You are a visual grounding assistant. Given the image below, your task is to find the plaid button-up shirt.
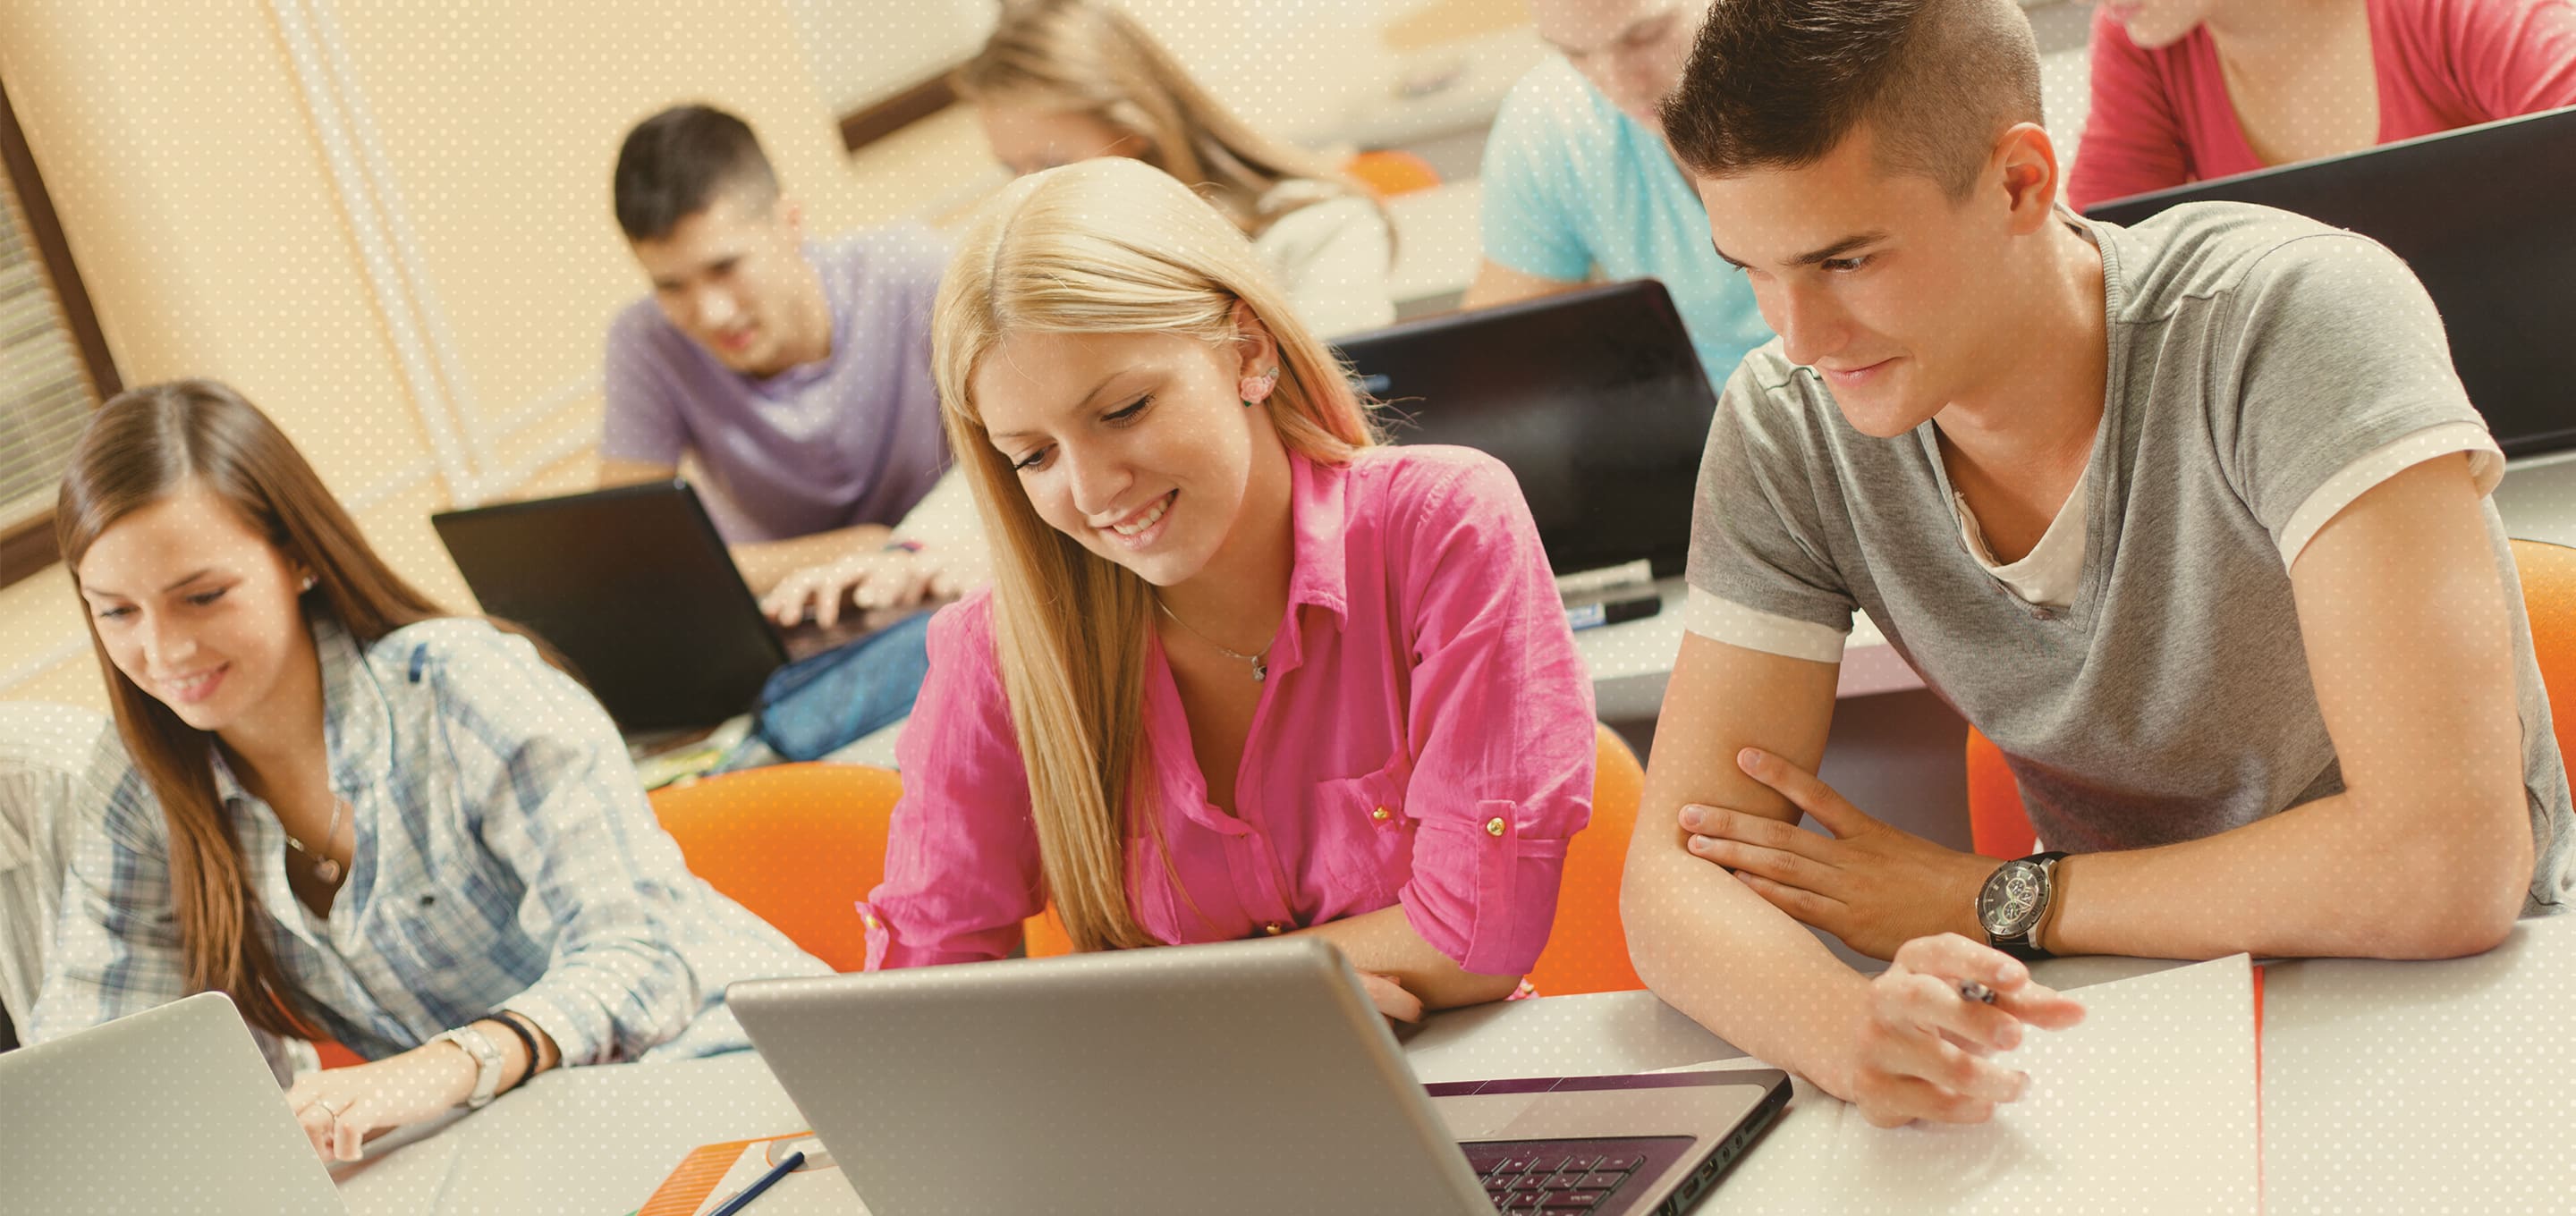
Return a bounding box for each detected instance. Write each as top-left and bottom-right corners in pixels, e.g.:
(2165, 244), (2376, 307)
(31, 616), (825, 1067)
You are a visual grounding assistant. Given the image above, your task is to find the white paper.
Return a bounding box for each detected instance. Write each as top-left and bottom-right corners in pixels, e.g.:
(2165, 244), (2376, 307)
(1670, 956), (2260, 1215)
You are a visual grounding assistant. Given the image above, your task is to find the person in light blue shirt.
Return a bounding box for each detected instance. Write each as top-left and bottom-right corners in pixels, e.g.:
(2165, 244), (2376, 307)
(1469, 0), (1773, 388)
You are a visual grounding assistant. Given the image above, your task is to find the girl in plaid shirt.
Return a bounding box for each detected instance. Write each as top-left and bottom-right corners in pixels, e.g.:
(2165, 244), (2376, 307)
(33, 380), (826, 1161)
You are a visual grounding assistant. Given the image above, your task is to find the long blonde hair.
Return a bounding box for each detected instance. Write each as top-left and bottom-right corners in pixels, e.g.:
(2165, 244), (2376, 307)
(934, 157), (1379, 951)
(957, 0), (1369, 238)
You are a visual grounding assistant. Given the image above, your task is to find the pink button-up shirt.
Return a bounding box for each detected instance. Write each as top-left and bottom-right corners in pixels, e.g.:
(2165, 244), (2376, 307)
(859, 444), (1596, 976)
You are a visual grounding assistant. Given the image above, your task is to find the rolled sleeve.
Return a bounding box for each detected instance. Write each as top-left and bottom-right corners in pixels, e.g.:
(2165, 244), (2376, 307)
(2216, 232), (2487, 547)
(434, 631), (702, 1064)
(859, 597), (1046, 969)
(1683, 357), (1861, 638)
(1387, 452), (1595, 975)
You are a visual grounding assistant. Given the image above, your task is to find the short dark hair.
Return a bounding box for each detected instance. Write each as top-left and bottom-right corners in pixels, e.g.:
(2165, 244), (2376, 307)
(612, 104), (781, 241)
(1661, 0), (2045, 199)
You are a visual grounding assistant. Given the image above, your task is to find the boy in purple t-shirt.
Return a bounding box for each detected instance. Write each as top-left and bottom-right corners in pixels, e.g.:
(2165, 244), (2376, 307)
(605, 105), (966, 617)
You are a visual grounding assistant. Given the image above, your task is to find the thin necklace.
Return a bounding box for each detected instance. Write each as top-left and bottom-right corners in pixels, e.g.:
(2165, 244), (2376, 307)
(286, 796), (348, 884)
(1153, 596), (1274, 683)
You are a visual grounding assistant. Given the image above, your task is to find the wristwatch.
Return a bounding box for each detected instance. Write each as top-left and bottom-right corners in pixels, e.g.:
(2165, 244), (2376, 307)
(433, 1024), (507, 1110)
(1978, 851), (2069, 961)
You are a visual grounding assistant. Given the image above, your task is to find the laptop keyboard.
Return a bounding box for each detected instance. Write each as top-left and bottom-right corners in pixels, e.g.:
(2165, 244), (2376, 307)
(1463, 1138), (1675, 1212)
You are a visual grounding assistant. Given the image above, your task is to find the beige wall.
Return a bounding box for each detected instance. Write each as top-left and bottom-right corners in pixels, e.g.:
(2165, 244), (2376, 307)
(0, 0), (996, 709)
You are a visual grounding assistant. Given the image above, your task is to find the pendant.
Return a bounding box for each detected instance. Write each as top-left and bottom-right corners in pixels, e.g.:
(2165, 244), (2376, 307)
(1251, 656), (1267, 683)
(315, 857), (341, 884)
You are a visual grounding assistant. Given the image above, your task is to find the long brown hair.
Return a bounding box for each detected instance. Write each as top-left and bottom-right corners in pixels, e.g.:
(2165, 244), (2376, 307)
(55, 380), (445, 1037)
(933, 159), (1378, 951)
(956, 0), (1376, 239)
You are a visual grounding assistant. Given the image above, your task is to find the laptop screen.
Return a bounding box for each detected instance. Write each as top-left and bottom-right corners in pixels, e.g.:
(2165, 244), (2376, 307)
(2084, 105), (2576, 459)
(432, 481), (785, 732)
(1332, 280), (1718, 579)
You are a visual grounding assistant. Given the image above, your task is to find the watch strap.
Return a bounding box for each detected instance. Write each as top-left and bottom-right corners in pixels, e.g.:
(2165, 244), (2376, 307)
(436, 1024), (506, 1110)
(1988, 851), (2069, 961)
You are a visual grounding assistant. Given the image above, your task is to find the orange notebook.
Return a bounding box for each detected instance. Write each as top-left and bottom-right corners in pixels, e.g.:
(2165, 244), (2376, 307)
(637, 1132), (861, 1215)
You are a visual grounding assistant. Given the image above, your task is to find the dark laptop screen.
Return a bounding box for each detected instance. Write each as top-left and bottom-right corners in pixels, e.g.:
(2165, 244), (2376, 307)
(2084, 105), (2576, 459)
(1332, 280), (1719, 578)
(431, 481), (784, 732)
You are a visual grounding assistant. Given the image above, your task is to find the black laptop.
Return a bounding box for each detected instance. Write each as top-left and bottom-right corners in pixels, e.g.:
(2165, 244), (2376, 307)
(2085, 104), (2576, 459)
(1332, 279), (1721, 581)
(432, 480), (863, 732)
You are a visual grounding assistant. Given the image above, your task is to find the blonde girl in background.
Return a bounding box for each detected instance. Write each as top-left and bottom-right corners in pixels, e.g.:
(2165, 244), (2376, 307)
(958, 0), (1397, 338)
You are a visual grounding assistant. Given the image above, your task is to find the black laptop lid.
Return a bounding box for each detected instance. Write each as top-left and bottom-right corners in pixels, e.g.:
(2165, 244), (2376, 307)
(1332, 279), (1718, 578)
(432, 481), (784, 732)
(2084, 105), (2576, 459)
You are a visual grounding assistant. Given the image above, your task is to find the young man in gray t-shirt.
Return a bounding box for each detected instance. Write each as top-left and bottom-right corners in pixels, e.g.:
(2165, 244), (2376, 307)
(1624, 0), (2571, 1130)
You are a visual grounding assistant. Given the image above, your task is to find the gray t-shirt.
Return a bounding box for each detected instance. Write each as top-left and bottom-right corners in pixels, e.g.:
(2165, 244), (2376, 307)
(603, 225), (953, 544)
(1685, 201), (2571, 914)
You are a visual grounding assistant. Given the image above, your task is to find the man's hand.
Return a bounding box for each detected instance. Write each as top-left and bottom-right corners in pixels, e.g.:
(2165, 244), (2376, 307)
(1679, 747), (2000, 959)
(762, 548), (958, 628)
(1835, 934), (2086, 1127)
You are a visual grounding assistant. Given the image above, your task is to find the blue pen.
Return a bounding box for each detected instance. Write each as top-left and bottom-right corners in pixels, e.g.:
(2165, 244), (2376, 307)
(708, 1150), (806, 1216)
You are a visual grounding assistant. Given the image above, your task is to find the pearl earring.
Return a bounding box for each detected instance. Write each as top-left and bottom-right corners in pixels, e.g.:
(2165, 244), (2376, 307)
(300, 575), (318, 592)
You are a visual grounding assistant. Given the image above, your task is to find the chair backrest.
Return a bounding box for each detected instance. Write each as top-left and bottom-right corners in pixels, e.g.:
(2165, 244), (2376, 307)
(1026, 723), (1647, 994)
(649, 763), (905, 971)
(2511, 538), (2576, 771)
(1530, 722), (1646, 995)
(1966, 536), (2576, 859)
(1343, 148), (1441, 198)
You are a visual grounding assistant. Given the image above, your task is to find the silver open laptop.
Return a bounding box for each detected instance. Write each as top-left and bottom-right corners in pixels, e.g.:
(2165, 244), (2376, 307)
(729, 937), (1787, 1215)
(0, 992), (346, 1212)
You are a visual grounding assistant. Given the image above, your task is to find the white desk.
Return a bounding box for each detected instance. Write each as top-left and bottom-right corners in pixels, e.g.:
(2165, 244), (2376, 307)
(336, 915), (2573, 1214)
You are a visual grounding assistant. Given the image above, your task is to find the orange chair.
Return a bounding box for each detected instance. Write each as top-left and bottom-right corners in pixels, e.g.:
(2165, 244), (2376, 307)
(1343, 148), (1442, 198)
(1965, 536), (2576, 859)
(1025, 722), (1648, 995)
(2514, 538), (2576, 768)
(1535, 723), (1648, 995)
(648, 762), (907, 972)
(1964, 727), (2038, 860)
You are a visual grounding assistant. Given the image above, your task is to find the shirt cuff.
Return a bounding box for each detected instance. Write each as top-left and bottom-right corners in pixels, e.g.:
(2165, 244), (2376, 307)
(2276, 422), (2504, 567)
(853, 899), (1011, 971)
(496, 989), (603, 1069)
(1398, 801), (1572, 976)
(1681, 587), (1851, 663)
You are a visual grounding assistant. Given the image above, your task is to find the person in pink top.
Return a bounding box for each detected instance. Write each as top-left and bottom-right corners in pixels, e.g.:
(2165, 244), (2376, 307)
(855, 156), (1596, 1019)
(2070, 0), (2576, 209)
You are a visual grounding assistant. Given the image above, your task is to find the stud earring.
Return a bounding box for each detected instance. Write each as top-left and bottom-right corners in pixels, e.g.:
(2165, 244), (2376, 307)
(1238, 366), (1280, 408)
(300, 575), (318, 592)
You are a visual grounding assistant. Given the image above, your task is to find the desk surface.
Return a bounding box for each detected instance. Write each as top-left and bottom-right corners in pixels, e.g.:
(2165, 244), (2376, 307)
(337, 916), (2572, 1214)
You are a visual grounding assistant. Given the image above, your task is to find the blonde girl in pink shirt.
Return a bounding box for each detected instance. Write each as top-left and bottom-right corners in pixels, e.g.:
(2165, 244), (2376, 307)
(855, 157), (1595, 1018)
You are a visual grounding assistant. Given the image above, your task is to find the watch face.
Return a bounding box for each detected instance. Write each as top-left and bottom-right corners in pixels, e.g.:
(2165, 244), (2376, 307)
(1979, 862), (2045, 937)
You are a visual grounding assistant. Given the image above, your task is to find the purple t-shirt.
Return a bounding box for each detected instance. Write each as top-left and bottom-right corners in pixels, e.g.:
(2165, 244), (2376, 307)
(602, 225), (953, 543)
